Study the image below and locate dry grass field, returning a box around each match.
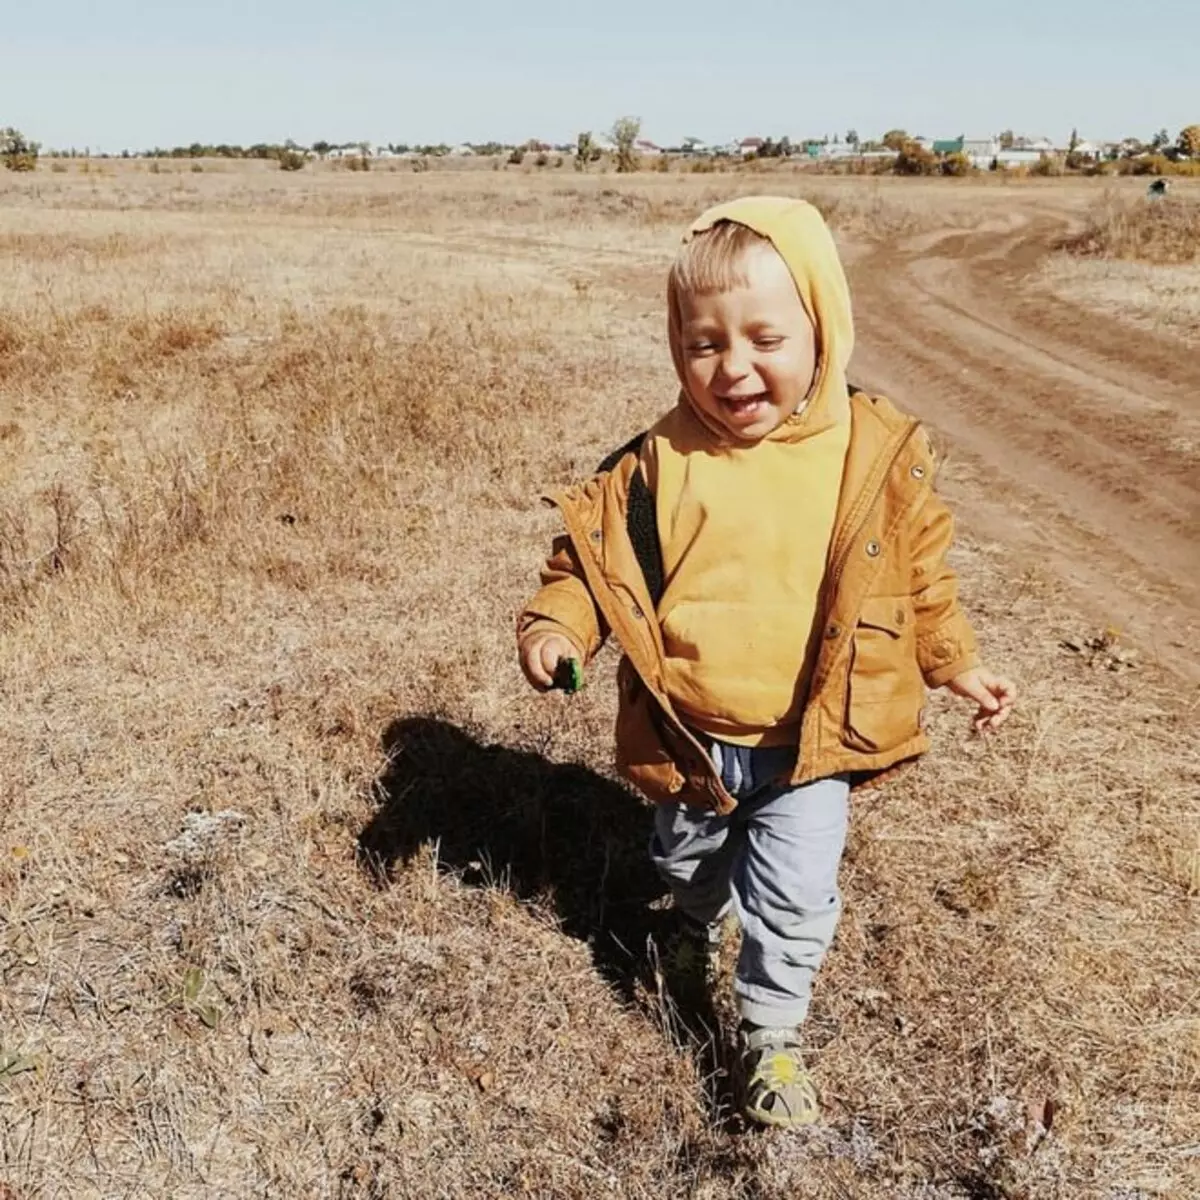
[1,163,1197,1199]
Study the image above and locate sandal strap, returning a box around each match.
[741,1025,805,1055]
[740,1028,819,1127]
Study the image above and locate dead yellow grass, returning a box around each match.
[1036,255,1200,346]
[1058,192,1200,264]
[1,168,1197,1199]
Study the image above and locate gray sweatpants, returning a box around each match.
[650,740,850,1028]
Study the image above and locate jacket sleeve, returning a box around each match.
[909,443,980,688]
[517,534,609,662]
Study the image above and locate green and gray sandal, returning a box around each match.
[739,1024,820,1128]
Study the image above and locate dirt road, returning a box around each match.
[847,198,1200,682]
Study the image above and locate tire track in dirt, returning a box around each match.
[857,278,1195,531]
[850,205,1200,680]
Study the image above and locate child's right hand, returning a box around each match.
[519,631,577,692]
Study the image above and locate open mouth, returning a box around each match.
[718,392,770,423]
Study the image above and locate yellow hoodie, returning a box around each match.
[648,196,854,746]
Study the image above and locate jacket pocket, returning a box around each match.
[614,657,685,803]
[843,595,925,754]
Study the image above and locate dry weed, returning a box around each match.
[1059,192,1200,264]
[1036,255,1200,345]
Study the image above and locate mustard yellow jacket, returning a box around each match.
[519,389,979,814]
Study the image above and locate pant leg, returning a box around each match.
[730,774,850,1028]
[650,801,739,928]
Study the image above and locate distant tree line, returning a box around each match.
[5,121,1199,175]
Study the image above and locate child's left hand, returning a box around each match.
[945,667,1017,732]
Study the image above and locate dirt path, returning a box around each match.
[848,200,1200,682]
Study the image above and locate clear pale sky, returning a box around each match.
[3,0,1196,152]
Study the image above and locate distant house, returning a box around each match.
[941,136,1001,167]
[993,148,1056,168]
[796,140,855,159]
[926,135,1026,168]
[1014,136,1055,153]
[962,137,998,163]
[448,144,475,157]
[933,134,1001,159]
[739,136,765,158]
[635,138,663,156]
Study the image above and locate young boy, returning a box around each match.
[516,197,1015,1129]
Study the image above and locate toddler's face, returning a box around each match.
[678,244,818,442]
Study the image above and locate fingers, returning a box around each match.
[975,707,1009,732]
[539,639,567,681]
[522,639,556,690]
[958,675,999,711]
[974,673,1017,733]
[520,634,573,691]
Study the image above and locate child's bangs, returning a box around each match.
[670,220,770,295]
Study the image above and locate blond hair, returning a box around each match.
[668,219,773,297]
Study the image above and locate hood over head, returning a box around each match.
[667,195,855,445]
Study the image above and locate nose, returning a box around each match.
[717,339,752,386]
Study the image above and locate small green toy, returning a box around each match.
[553,657,584,694]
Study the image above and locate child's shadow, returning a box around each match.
[357,716,732,1111]
[358,715,669,1000]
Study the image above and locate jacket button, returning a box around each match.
[895,608,906,626]
[865,540,881,557]
[631,604,644,620]
[590,529,602,543]
[911,465,926,480]
[825,623,841,639]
